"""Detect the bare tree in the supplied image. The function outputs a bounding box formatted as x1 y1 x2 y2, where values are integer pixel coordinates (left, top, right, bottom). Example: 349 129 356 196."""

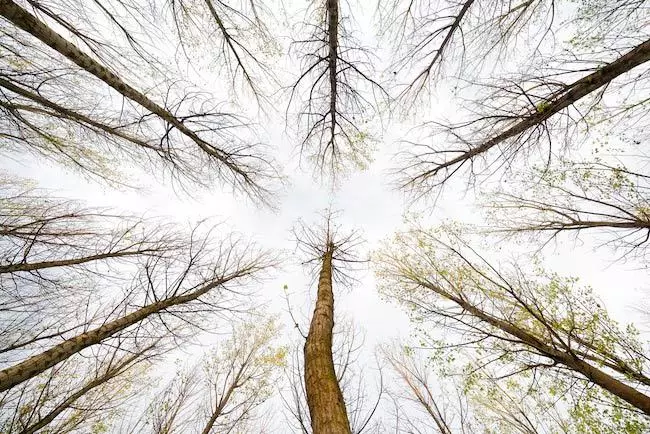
288 0 387 179
122 316 285 434
301 220 351 432
0 0 279 200
387 0 650 198
381 342 601 433
197 317 285 434
486 159 650 258
376 225 650 416
0 189 276 392
396 38 650 195
382 0 556 104
0 182 184 364
381 345 454 434
168 0 278 105
0 337 162 433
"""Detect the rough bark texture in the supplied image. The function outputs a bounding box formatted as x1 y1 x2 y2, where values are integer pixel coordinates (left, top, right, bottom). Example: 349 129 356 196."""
419 279 650 415
304 243 351 434
0 277 227 392
0 0 250 182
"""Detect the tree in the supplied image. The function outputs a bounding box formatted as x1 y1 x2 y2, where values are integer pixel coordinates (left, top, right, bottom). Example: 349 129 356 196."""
288 0 386 178
381 345 457 434
0 185 276 392
383 0 557 103
486 157 650 258
382 342 647 434
0 337 161 434
390 0 650 197
122 317 285 434
0 181 181 363
196 317 285 434
4 0 650 431
376 225 650 417
282 313 383 434
0 0 279 200
290 214 368 433
167 0 278 104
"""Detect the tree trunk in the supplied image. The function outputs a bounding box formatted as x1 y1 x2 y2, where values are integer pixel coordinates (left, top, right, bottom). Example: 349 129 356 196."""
0 250 155 274
419 279 650 415
200 365 243 434
304 243 351 434
0 0 249 182
20 348 147 434
327 0 339 145
0 276 228 392
425 37 650 176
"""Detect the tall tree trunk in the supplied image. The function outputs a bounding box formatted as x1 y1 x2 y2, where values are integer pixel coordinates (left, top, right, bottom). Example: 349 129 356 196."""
0 275 232 392
0 0 252 183
419 279 650 415
303 243 351 434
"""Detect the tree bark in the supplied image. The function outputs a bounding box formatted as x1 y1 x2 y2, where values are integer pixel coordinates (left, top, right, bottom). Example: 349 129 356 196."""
0 275 231 392
418 279 650 415
0 0 251 183
304 243 351 434
415 37 650 180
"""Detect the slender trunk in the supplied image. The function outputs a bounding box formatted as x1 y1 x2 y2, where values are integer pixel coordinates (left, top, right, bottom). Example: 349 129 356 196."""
415 0 475 82
0 77 159 151
390 361 452 434
0 276 229 392
419 279 650 414
0 249 155 274
20 349 146 434
202 0 254 90
304 243 351 434
420 37 650 177
200 367 242 434
327 0 338 145
0 0 249 181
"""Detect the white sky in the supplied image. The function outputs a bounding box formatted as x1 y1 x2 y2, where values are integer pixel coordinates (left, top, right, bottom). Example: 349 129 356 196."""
2 0 649 431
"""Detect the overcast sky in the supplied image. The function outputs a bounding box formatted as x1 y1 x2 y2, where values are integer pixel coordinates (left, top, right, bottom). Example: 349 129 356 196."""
2 0 649 430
